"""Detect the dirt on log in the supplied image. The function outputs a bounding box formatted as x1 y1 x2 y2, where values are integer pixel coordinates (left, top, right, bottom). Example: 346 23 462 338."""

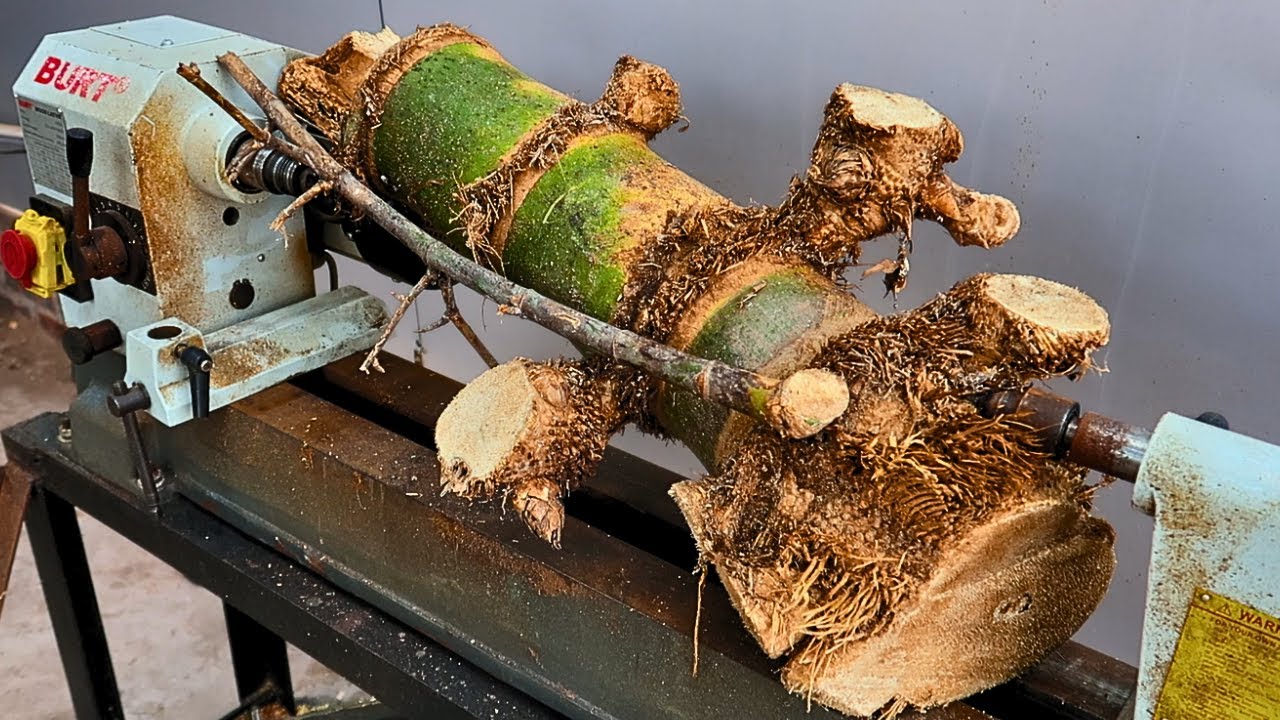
280 26 1114 718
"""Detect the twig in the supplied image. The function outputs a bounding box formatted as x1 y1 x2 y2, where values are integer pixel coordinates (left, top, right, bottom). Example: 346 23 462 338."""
440 280 498 368
195 53 849 439
176 63 268 143
361 273 435 374
692 564 707 678
270 180 334 236
225 138 262 186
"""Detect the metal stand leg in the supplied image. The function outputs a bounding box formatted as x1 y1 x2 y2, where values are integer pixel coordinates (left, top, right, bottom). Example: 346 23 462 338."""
24 485 124 720
224 601 295 714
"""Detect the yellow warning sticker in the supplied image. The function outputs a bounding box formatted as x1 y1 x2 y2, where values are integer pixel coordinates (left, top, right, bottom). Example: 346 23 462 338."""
1155 587 1280 720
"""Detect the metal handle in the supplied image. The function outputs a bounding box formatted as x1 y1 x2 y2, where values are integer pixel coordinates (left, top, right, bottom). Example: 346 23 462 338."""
66 128 93 244
178 345 214 419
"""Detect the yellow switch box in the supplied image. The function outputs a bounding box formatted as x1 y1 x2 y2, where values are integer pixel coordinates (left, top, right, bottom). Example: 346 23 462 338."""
2 210 75 298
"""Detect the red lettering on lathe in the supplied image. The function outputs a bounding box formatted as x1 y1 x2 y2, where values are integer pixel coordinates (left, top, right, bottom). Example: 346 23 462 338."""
30 56 128 103
33 56 60 85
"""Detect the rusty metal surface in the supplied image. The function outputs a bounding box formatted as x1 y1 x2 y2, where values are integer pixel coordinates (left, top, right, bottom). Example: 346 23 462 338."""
1 415 557 720
0 462 34 619
984 387 1151 483
302 356 1135 719
1067 413 1150 483
973 642 1135 720
168 382 810 719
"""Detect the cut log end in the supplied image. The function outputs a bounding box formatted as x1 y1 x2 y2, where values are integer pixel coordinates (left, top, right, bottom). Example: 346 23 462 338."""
783 499 1115 716
966 274 1111 374
765 368 851 439
980 274 1110 340
278 28 400 138
836 84 948 134
436 361 539 493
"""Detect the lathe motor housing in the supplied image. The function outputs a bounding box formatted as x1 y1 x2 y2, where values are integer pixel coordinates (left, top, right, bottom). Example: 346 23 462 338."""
11 15 385 427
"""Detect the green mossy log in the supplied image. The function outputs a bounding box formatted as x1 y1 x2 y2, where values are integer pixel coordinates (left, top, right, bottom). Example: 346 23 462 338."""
280 26 1113 718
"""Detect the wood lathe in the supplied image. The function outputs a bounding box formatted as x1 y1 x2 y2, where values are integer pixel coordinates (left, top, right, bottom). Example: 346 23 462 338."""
2 15 1277 720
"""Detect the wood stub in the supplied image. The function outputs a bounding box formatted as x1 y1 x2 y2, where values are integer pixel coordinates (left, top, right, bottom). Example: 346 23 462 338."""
435 358 629 546
277 28 400 140
436 361 537 489
962 273 1110 375
598 55 682 137
920 175 1021 248
764 369 850 439
781 84 1020 284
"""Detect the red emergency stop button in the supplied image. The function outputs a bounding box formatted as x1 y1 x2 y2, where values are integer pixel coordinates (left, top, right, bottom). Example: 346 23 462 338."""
1 228 38 288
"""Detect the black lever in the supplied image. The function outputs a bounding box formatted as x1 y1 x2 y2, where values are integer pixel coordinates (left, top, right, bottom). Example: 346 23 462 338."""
63 127 128 280
106 381 163 513
66 127 94 241
177 345 214 419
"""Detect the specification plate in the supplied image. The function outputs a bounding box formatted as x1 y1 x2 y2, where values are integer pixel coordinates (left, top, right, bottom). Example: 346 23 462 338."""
15 96 71 197
1155 587 1280 720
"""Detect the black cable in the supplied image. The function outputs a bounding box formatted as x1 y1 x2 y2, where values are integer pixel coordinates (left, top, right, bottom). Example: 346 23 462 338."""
323 250 339 291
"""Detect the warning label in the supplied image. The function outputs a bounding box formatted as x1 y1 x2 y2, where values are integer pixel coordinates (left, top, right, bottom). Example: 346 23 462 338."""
15 96 71 197
1156 587 1280 720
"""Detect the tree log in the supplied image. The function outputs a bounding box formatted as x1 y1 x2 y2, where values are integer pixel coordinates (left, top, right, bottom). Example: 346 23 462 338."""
277 26 1113 717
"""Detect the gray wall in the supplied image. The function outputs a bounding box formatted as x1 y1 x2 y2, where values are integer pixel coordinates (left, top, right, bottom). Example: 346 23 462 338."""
6 1 1279 667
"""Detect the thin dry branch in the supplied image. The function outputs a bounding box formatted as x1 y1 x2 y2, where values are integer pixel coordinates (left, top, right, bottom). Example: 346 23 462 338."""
361 272 435 374
439 280 499 368
270 180 334 235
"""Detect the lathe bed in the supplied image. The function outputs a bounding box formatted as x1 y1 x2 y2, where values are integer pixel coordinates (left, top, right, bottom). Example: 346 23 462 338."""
2 352 1135 720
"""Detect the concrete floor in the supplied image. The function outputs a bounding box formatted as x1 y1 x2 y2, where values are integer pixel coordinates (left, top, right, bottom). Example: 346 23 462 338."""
0 300 360 718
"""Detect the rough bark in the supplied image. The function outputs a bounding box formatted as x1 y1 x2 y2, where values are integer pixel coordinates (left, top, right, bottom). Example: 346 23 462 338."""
671 273 1113 714
276 27 1113 718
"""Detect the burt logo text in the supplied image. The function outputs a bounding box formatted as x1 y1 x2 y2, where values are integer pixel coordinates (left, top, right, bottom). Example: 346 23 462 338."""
33 56 130 102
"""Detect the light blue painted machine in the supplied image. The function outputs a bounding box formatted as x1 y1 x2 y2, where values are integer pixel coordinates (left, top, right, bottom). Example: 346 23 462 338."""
7 16 387 427
1129 415 1280 719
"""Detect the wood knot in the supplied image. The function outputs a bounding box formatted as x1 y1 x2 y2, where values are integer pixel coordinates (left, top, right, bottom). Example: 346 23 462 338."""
599 55 682 137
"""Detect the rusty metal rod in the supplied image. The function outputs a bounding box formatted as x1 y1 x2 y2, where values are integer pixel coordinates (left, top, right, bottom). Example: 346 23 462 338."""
982 387 1150 482
1063 412 1150 483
